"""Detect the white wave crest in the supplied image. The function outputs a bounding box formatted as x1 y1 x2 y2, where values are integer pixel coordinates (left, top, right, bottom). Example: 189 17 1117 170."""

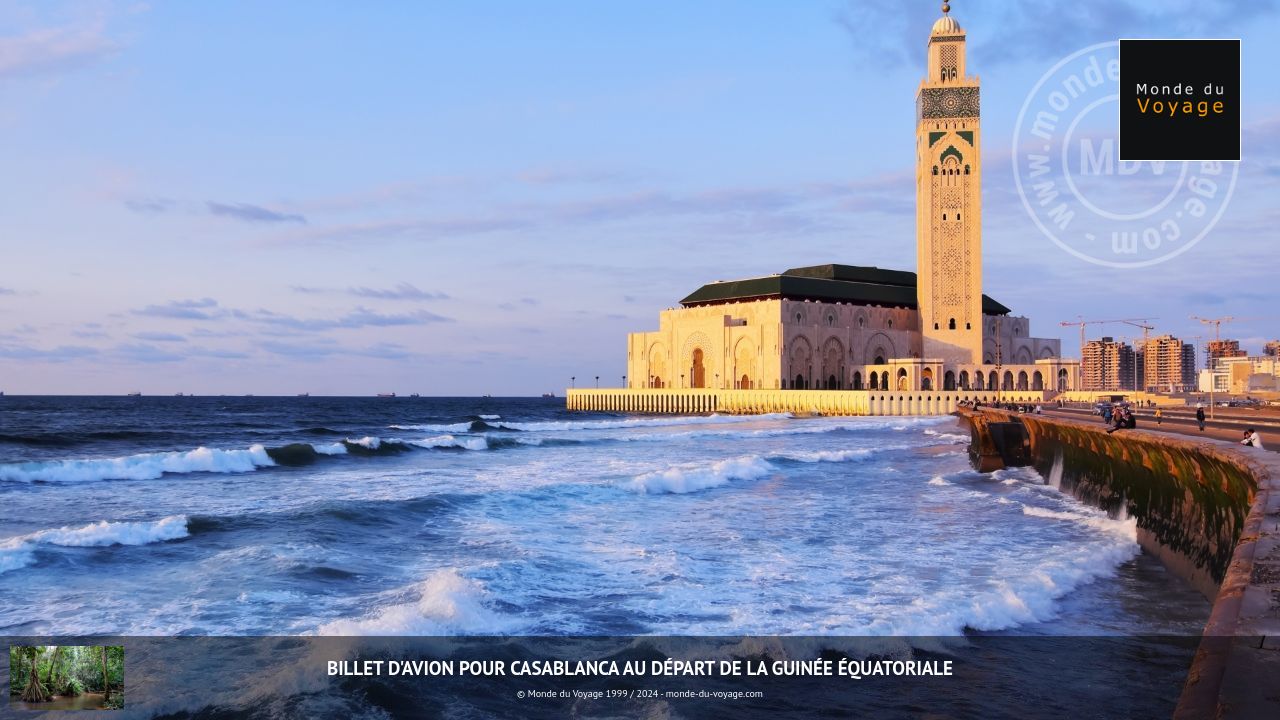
0 446 274 483
346 436 384 449
316 568 514 635
0 515 190 575
767 448 882 463
479 414 501 420
409 435 488 451
312 443 348 455
388 422 472 433
627 456 774 495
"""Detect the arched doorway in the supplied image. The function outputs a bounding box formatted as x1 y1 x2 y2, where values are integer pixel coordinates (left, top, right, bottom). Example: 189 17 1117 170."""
958 370 969 390
988 370 998 390
1017 371 1028 390
869 371 878 390
1002 371 1014 390
1058 368 1069 391
1032 371 1044 390
827 374 838 390
853 371 863 390
943 370 955 390
740 374 751 389
921 367 933 391
691 348 706 388
795 374 806 390
880 373 889 390
972 372 983 390
652 376 663 389
897 368 909 390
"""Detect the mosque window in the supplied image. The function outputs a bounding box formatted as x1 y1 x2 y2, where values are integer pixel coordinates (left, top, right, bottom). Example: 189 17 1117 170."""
949 318 956 330
858 316 865 328
964 165 970 175
826 314 835 327
932 166 938 175
887 319 893 329
795 312 802 323
934 323 939 330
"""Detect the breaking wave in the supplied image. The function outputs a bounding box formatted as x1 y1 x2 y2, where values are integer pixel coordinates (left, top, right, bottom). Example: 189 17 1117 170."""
0 446 276 483
625 447 889 495
315 568 516 635
0 515 190 575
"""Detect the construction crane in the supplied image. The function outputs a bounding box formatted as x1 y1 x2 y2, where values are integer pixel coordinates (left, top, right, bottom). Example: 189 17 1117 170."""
1190 315 1234 343
1059 317 1160 356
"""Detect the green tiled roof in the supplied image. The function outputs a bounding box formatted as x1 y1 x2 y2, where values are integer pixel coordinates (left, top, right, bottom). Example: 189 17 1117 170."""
679 263 1012 315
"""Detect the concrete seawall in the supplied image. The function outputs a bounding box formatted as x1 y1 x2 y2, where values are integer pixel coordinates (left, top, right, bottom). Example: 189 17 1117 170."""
961 409 1280 719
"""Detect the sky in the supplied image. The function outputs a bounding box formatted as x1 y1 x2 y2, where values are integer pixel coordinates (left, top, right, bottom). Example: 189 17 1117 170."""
1 0 1278 396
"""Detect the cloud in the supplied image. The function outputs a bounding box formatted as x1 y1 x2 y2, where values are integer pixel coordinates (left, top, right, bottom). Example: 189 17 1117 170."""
258 340 418 361
113 343 184 363
124 197 177 214
132 298 223 321
349 283 449 301
0 287 14 295
246 306 452 332
132 331 186 343
0 19 122 79
497 297 540 311
293 283 450 301
208 202 307 224
0 344 99 362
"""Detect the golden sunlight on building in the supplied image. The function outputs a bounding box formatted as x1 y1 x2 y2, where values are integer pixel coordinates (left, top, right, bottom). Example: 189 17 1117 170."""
570 3 1080 415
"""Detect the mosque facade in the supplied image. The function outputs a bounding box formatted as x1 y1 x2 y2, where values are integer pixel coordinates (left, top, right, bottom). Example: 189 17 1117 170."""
623 4 1078 397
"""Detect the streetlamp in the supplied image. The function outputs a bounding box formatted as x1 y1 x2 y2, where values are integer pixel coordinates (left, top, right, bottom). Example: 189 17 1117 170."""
571 376 575 389
595 376 599 388
622 375 626 388
680 373 685 388
715 373 719 389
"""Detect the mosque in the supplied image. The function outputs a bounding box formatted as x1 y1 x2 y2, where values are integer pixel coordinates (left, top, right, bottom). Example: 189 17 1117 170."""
621 3 1079 399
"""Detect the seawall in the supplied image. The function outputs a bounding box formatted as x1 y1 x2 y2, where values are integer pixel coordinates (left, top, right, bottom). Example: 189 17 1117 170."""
961 408 1280 719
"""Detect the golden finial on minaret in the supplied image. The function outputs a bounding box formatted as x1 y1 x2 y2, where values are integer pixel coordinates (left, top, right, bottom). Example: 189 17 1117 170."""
942 2 950 13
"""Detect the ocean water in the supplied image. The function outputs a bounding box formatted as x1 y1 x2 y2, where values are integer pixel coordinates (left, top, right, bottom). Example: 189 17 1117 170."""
0 396 1208 638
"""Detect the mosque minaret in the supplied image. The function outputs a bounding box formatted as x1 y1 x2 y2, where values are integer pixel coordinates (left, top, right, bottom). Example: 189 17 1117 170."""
586 2 1080 414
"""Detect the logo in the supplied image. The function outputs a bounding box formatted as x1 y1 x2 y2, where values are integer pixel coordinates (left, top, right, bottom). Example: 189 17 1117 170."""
1012 42 1237 268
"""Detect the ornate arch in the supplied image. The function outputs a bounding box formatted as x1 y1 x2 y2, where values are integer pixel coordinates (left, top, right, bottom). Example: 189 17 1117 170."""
863 332 896 365
647 341 669 389
681 331 712 364
733 337 758 389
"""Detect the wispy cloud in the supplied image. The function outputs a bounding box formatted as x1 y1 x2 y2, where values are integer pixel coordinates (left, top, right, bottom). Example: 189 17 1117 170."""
131 298 223 321
0 287 15 295
0 344 99 362
292 283 450 301
0 19 122 79
259 339 420 361
132 331 187 343
124 197 177 214
246 306 452 332
208 202 307 224
349 283 449 301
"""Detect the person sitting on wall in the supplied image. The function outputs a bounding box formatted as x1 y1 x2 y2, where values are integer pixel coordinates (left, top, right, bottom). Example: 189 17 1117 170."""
1240 428 1265 450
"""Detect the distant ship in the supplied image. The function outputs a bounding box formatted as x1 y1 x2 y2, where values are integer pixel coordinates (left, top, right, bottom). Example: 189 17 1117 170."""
377 393 396 398
297 392 310 397
542 392 556 398
409 393 420 398
127 392 142 397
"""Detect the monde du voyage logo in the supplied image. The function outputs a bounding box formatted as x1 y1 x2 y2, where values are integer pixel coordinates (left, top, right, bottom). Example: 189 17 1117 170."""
1013 39 1240 268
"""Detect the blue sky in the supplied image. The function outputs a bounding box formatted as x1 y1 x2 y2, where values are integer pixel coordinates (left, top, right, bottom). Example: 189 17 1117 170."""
1 0 1277 395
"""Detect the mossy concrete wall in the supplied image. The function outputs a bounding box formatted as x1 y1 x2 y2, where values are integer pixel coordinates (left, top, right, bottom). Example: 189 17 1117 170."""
961 408 1280 719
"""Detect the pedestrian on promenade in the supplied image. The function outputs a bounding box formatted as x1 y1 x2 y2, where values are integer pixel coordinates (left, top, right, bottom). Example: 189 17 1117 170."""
1103 405 1113 425
1196 405 1206 432
1155 408 1163 426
